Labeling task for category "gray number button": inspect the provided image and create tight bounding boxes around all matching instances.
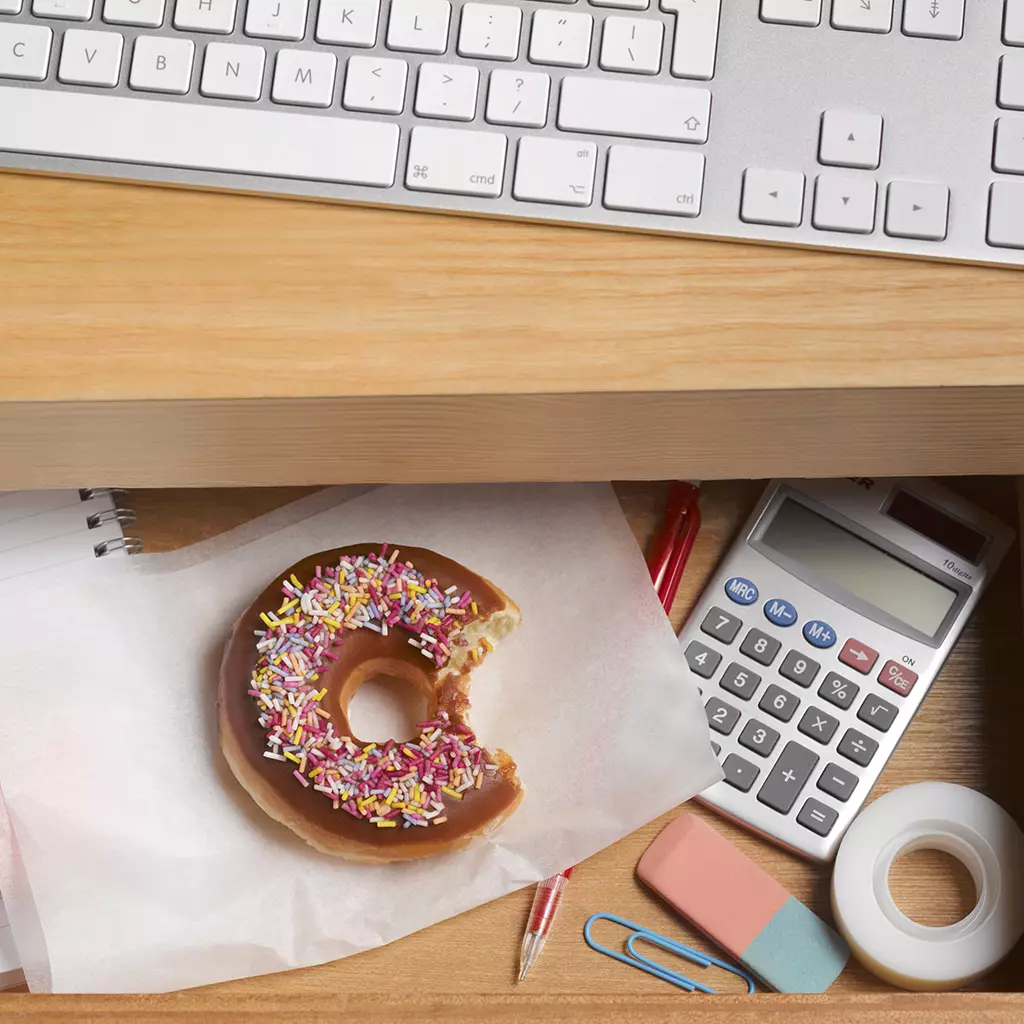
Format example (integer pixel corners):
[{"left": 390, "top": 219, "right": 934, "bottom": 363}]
[
  {"left": 758, "top": 683, "right": 800, "bottom": 722},
  {"left": 797, "top": 798, "right": 839, "bottom": 837},
  {"left": 705, "top": 696, "right": 741, "bottom": 735},
  {"left": 720, "top": 662, "right": 762, "bottom": 701},
  {"left": 684, "top": 639, "right": 722, "bottom": 679},
  {"left": 739, "top": 718, "right": 780, "bottom": 757},
  {"left": 818, "top": 671, "right": 859, "bottom": 710},
  {"left": 857, "top": 693, "right": 899, "bottom": 732},
  {"left": 757, "top": 740, "right": 819, "bottom": 814},
  {"left": 780, "top": 649, "right": 820, "bottom": 688},
  {"left": 838, "top": 727, "right": 879, "bottom": 767},
  {"left": 740, "top": 627, "right": 781, "bottom": 665},
  {"left": 701, "top": 606, "right": 743, "bottom": 644},
  {"left": 723, "top": 753, "right": 760, "bottom": 793},
  {"left": 711, "top": 741, "right": 721, "bottom": 756},
  {"left": 817, "top": 762, "right": 858, "bottom": 802},
  {"left": 797, "top": 705, "right": 840, "bottom": 744}
]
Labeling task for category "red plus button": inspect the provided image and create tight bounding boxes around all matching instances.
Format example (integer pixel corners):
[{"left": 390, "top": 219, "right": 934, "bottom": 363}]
[
  {"left": 878, "top": 660, "right": 918, "bottom": 697},
  {"left": 839, "top": 638, "right": 879, "bottom": 674}
]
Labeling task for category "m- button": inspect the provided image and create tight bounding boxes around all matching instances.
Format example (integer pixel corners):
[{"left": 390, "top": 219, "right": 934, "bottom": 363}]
[{"left": 839, "top": 637, "right": 878, "bottom": 674}]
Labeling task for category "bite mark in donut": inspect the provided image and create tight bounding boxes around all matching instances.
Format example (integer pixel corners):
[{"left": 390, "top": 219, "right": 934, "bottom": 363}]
[{"left": 218, "top": 543, "right": 523, "bottom": 861}]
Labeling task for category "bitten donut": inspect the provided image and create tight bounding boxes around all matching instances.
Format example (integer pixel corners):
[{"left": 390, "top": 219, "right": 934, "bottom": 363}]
[{"left": 218, "top": 543, "right": 523, "bottom": 862}]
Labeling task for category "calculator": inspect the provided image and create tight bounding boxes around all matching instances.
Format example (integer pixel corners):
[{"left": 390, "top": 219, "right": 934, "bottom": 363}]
[{"left": 681, "top": 478, "right": 1013, "bottom": 861}]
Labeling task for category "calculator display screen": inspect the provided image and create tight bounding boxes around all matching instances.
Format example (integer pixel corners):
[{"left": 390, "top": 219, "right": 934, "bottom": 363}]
[{"left": 761, "top": 499, "right": 958, "bottom": 637}]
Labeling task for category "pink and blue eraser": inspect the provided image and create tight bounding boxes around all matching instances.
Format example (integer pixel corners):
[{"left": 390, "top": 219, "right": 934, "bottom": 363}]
[{"left": 637, "top": 814, "right": 849, "bottom": 993}]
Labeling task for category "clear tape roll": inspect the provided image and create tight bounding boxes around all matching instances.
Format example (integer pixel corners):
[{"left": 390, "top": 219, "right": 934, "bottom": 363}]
[{"left": 831, "top": 782, "right": 1024, "bottom": 991}]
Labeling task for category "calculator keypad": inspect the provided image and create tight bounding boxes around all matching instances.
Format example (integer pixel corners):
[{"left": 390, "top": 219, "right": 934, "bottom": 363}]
[
  {"left": 739, "top": 719, "right": 780, "bottom": 757},
  {"left": 758, "top": 683, "right": 800, "bottom": 722},
  {"left": 684, "top": 566, "right": 939, "bottom": 860},
  {"left": 740, "top": 628, "right": 781, "bottom": 665},
  {"left": 837, "top": 727, "right": 879, "bottom": 767},
  {"left": 779, "top": 649, "right": 820, "bottom": 687},
  {"left": 720, "top": 662, "right": 761, "bottom": 700},
  {"left": 797, "top": 705, "right": 840, "bottom": 744}
]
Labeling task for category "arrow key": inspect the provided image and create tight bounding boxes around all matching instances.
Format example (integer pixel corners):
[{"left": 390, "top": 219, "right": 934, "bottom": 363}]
[
  {"left": 885, "top": 180, "right": 949, "bottom": 241},
  {"left": 813, "top": 172, "right": 877, "bottom": 234},
  {"left": 740, "top": 167, "right": 805, "bottom": 227},
  {"left": 838, "top": 636, "right": 878, "bottom": 674},
  {"left": 819, "top": 110, "right": 883, "bottom": 169}
]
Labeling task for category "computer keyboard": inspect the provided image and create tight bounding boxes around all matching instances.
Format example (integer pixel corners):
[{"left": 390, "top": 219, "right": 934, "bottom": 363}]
[{"left": 0, "top": 0, "right": 1022, "bottom": 266}]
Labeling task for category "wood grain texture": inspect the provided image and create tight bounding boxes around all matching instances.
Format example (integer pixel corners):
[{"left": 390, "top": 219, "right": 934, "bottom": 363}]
[
  {"left": 10, "top": 387, "right": 1024, "bottom": 488},
  {"left": 3, "top": 173, "right": 1024, "bottom": 486},
  {"left": 1, "top": 479, "right": 1013, "bottom": 1018}
]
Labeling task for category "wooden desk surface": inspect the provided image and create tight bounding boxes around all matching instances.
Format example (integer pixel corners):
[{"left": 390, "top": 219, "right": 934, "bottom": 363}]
[
  {"left": 4, "top": 479, "right": 1019, "bottom": 1021},
  {"left": 2, "top": 174, "right": 1024, "bottom": 487}
]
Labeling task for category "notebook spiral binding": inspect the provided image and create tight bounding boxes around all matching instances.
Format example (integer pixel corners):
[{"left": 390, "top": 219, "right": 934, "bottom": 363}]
[{"left": 79, "top": 488, "right": 144, "bottom": 557}]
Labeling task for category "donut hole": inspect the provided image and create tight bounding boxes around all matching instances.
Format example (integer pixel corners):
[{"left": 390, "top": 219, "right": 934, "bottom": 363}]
[
  {"left": 887, "top": 847, "right": 978, "bottom": 927},
  {"left": 343, "top": 662, "right": 432, "bottom": 743}
]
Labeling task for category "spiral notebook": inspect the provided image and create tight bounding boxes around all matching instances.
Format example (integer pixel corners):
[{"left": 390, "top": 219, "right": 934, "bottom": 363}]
[{"left": 0, "top": 486, "right": 144, "bottom": 986}]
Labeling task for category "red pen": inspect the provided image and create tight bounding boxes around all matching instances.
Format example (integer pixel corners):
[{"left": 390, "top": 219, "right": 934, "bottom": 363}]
[{"left": 517, "top": 484, "right": 701, "bottom": 982}]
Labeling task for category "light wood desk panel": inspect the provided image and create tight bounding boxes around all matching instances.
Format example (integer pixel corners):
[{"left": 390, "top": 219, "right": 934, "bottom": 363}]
[
  {"left": 1, "top": 480, "right": 1016, "bottom": 1021},
  {"left": 1, "top": 174, "right": 1023, "bottom": 486}
]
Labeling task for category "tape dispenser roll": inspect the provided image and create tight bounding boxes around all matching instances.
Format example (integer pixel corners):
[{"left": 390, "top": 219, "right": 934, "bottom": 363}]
[{"left": 832, "top": 782, "right": 1024, "bottom": 991}]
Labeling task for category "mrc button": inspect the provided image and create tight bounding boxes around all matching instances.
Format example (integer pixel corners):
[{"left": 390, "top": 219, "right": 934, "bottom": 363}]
[
  {"left": 802, "top": 620, "right": 836, "bottom": 649},
  {"left": 878, "top": 659, "right": 918, "bottom": 697},
  {"left": 724, "top": 577, "right": 759, "bottom": 605},
  {"left": 764, "top": 598, "right": 797, "bottom": 627}
]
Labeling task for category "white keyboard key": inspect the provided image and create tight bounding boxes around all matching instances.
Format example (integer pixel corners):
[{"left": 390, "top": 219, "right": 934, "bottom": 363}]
[
  {"left": 1008, "top": 0, "right": 1024, "bottom": 46},
  {"left": 661, "top": 0, "right": 719, "bottom": 80},
  {"left": 103, "top": 0, "right": 165, "bottom": 27},
  {"left": 415, "top": 61, "right": 478, "bottom": 119},
  {"left": 1000, "top": 53, "right": 1024, "bottom": 111},
  {"left": 903, "top": 0, "right": 963, "bottom": 39},
  {"left": 819, "top": 110, "right": 883, "bottom": 169},
  {"left": 245, "top": 0, "right": 308, "bottom": 39},
  {"left": 760, "top": 0, "right": 821, "bottom": 27},
  {"left": 813, "top": 173, "right": 877, "bottom": 233},
  {"left": 174, "top": 0, "right": 237, "bottom": 32},
  {"left": 129, "top": 35, "right": 194, "bottom": 92},
  {"left": 604, "top": 144, "right": 704, "bottom": 215},
  {"left": 201, "top": 41, "right": 265, "bottom": 99},
  {"left": 741, "top": 167, "right": 805, "bottom": 226},
  {"left": 884, "top": 181, "right": 949, "bottom": 241},
  {"left": 988, "top": 182, "right": 1024, "bottom": 249},
  {"left": 405, "top": 125, "right": 507, "bottom": 196},
  {"left": 33, "top": 0, "right": 91, "bottom": 17},
  {"left": 994, "top": 116, "right": 1024, "bottom": 174},
  {"left": 0, "top": 24, "right": 51, "bottom": 80},
  {"left": 272, "top": 47, "right": 335, "bottom": 105},
  {"left": 831, "top": 0, "right": 892, "bottom": 32},
  {"left": 58, "top": 28, "right": 123, "bottom": 86},
  {"left": 485, "top": 68, "right": 549, "bottom": 126},
  {"left": 458, "top": 2, "right": 521, "bottom": 60},
  {"left": 559, "top": 76, "right": 710, "bottom": 143},
  {"left": 0, "top": 85, "right": 399, "bottom": 185},
  {"left": 591, "top": 0, "right": 648, "bottom": 8},
  {"left": 343, "top": 54, "right": 407, "bottom": 113},
  {"left": 386, "top": 0, "right": 450, "bottom": 53},
  {"left": 0, "top": 0, "right": 22, "bottom": 12},
  {"left": 513, "top": 136, "right": 596, "bottom": 205},
  {"left": 599, "top": 16, "right": 662, "bottom": 74},
  {"left": 529, "top": 9, "right": 593, "bottom": 67},
  {"left": 316, "top": 0, "right": 379, "bottom": 45}
]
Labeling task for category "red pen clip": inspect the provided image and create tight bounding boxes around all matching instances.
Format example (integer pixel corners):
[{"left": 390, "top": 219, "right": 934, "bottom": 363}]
[{"left": 647, "top": 482, "right": 701, "bottom": 613}]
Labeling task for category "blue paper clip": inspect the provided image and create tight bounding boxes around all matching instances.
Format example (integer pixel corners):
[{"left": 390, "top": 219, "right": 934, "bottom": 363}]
[{"left": 583, "top": 913, "right": 756, "bottom": 994}]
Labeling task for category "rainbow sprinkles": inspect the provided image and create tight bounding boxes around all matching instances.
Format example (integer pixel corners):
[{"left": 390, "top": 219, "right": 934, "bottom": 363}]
[{"left": 248, "top": 545, "right": 498, "bottom": 829}]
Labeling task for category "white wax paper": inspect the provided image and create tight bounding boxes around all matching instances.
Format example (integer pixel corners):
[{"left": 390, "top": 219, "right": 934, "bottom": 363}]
[{"left": 0, "top": 483, "right": 721, "bottom": 992}]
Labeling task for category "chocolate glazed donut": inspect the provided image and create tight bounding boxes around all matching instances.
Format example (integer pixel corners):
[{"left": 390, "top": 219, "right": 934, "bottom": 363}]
[{"left": 218, "top": 544, "right": 523, "bottom": 862}]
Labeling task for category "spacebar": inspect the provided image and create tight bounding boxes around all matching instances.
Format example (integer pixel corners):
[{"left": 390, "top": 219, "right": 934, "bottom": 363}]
[{"left": 0, "top": 87, "right": 400, "bottom": 187}]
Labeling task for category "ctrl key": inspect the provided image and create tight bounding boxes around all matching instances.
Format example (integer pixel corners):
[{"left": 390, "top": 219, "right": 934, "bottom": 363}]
[
  {"left": 604, "top": 145, "right": 706, "bottom": 217},
  {"left": 406, "top": 126, "right": 508, "bottom": 198},
  {"left": 988, "top": 182, "right": 1024, "bottom": 250}
]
